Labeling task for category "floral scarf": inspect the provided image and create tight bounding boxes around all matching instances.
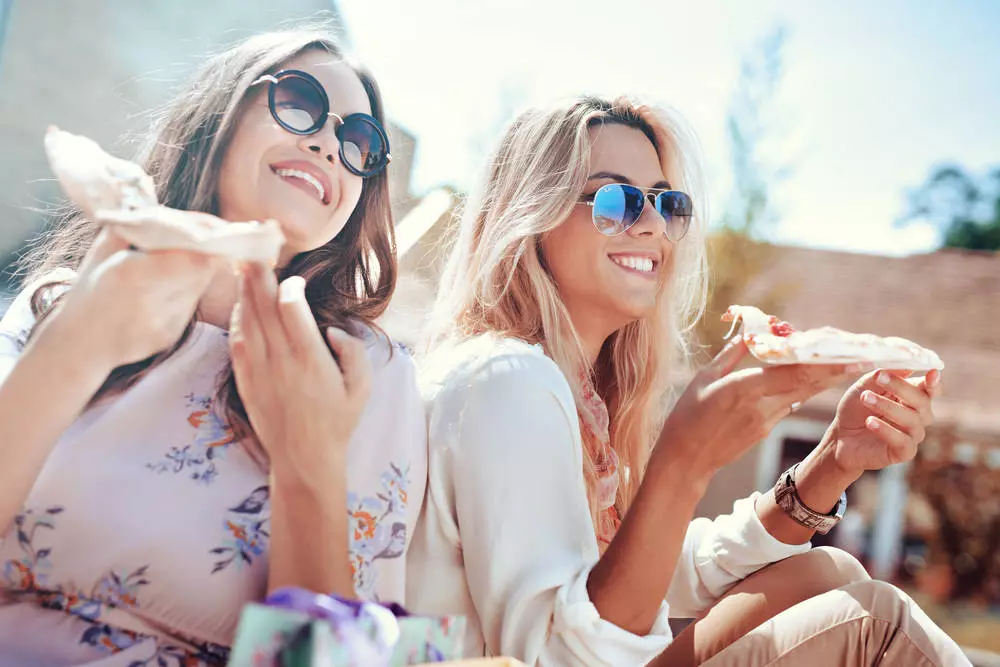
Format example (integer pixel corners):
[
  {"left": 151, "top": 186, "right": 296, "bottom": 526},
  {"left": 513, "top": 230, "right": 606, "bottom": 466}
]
[{"left": 579, "top": 372, "right": 622, "bottom": 551}]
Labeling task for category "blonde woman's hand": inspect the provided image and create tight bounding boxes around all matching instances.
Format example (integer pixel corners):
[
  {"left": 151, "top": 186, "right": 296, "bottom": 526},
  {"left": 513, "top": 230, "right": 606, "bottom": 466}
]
[
  {"left": 229, "top": 263, "right": 372, "bottom": 488},
  {"left": 826, "top": 368, "right": 941, "bottom": 474},
  {"left": 52, "top": 229, "right": 218, "bottom": 372},
  {"left": 653, "top": 338, "right": 871, "bottom": 483}
]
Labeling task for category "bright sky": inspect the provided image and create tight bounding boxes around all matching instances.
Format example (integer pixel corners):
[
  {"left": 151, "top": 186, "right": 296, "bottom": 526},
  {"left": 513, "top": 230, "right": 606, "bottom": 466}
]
[{"left": 340, "top": 0, "right": 1000, "bottom": 256}]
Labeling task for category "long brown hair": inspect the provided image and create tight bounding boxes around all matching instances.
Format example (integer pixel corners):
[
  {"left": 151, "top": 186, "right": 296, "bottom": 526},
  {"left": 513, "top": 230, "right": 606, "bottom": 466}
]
[
  {"left": 431, "top": 96, "right": 708, "bottom": 523},
  {"left": 20, "top": 27, "right": 397, "bottom": 452}
]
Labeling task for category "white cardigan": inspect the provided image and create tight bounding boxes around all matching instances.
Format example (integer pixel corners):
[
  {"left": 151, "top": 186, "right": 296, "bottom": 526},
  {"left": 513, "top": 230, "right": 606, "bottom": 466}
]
[{"left": 406, "top": 335, "right": 811, "bottom": 666}]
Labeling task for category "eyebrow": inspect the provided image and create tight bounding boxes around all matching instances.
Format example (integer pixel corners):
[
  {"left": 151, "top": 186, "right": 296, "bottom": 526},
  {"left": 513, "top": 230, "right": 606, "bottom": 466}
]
[{"left": 586, "top": 171, "right": 672, "bottom": 190}]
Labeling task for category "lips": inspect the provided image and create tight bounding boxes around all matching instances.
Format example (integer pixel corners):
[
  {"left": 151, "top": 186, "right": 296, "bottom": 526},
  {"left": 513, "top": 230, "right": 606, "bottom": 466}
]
[{"left": 269, "top": 160, "right": 333, "bottom": 205}]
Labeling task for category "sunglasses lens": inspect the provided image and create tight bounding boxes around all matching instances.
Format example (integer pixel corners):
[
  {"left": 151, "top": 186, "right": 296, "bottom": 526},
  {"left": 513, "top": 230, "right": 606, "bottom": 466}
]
[
  {"left": 339, "top": 116, "right": 388, "bottom": 176},
  {"left": 656, "top": 191, "right": 694, "bottom": 241},
  {"left": 273, "top": 75, "right": 326, "bottom": 133},
  {"left": 592, "top": 184, "right": 643, "bottom": 235}
]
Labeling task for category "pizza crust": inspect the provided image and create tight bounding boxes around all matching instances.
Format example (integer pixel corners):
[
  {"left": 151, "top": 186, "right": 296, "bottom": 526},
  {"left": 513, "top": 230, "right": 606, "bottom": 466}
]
[
  {"left": 722, "top": 305, "right": 945, "bottom": 371},
  {"left": 44, "top": 127, "right": 285, "bottom": 263}
]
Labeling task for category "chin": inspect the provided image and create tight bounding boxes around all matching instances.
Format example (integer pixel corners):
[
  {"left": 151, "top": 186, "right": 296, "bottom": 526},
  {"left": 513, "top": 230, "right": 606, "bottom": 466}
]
[{"left": 617, "top": 298, "right": 658, "bottom": 324}]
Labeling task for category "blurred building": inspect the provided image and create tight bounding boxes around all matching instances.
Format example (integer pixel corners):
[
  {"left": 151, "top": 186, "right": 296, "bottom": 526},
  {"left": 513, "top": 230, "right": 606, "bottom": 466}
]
[{"left": 0, "top": 0, "right": 418, "bottom": 286}]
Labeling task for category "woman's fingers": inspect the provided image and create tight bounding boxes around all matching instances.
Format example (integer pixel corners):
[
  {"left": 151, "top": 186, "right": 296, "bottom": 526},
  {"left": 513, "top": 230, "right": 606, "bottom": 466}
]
[
  {"left": 867, "top": 371, "right": 934, "bottom": 427},
  {"left": 232, "top": 265, "right": 267, "bottom": 368},
  {"left": 276, "top": 276, "right": 330, "bottom": 360},
  {"left": 703, "top": 337, "right": 750, "bottom": 381},
  {"left": 325, "top": 327, "right": 372, "bottom": 400},
  {"left": 865, "top": 416, "right": 917, "bottom": 461},
  {"left": 861, "top": 390, "right": 925, "bottom": 441},
  {"left": 760, "top": 362, "right": 870, "bottom": 406},
  {"left": 243, "top": 262, "right": 286, "bottom": 356},
  {"left": 919, "top": 369, "right": 944, "bottom": 399}
]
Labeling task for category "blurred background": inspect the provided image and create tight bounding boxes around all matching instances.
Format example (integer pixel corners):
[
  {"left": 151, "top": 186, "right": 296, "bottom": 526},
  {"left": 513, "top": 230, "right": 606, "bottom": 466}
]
[{"left": 1, "top": 0, "right": 998, "bottom": 659}]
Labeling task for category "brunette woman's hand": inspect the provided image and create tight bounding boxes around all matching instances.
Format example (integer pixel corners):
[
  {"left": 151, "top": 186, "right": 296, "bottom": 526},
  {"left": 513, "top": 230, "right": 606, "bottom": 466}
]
[
  {"left": 229, "top": 263, "right": 372, "bottom": 489},
  {"left": 653, "top": 338, "right": 872, "bottom": 483},
  {"left": 52, "top": 229, "right": 218, "bottom": 373}
]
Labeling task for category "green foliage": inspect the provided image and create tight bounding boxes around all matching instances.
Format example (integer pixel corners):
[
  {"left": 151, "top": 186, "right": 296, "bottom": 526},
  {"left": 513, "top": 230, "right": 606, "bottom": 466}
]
[{"left": 901, "top": 165, "right": 1000, "bottom": 251}]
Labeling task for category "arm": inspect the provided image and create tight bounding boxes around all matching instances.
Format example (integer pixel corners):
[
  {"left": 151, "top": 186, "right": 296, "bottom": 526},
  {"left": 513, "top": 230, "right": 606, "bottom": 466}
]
[
  {"left": 592, "top": 340, "right": 859, "bottom": 625},
  {"left": 758, "top": 368, "right": 941, "bottom": 545},
  {"left": 231, "top": 266, "right": 377, "bottom": 598},
  {"left": 267, "top": 456, "right": 352, "bottom": 596},
  {"left": 586, "top": 439, "right": 710, "bottom": 634},
  {"left": 267, "top": 347, "right": 426, "bottom": 600},
  {"left": 448, "top": 353, "right": 672, "bottom": 667},
  {"left": 0, "top": 231, "right": 218, "bottom": 536},
  {"left": 0, "top": 297, "right": 112, "bottom": 533}
]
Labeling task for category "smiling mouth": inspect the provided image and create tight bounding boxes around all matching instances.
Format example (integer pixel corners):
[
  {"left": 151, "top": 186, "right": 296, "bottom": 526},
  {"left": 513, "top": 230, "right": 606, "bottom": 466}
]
[
  {"left": 609, "top": 254, "right": 659, "bottom": 276},
  {"left": 272, "top": 167, "right": 329, "bottom": 205}
]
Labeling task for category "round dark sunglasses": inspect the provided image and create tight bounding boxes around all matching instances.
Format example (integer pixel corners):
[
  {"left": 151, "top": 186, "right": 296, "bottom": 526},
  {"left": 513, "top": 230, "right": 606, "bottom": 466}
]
[
  {"left": 581, "top": 183, "right": 693, "bottom": 242},
  {"left": 250, "top": 69, "right": 391, "bottom": 178}
]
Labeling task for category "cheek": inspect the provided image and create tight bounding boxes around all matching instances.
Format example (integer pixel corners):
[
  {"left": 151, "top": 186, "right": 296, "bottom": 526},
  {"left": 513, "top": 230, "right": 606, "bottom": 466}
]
[
  {"left": 217, "top": 123, "right": 269, "bottom": 217},
  {"left": 542, "top": 213, "right": 606, "bottom": 295}
]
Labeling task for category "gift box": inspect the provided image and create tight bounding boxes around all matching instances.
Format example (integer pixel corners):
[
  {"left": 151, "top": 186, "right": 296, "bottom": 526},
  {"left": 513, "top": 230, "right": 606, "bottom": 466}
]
[
  {"left": 227, "top": 588, "right": 466, "bottom": 667},
  {"left": 433, "top": 661, "right": 527, "bottom": 667}
]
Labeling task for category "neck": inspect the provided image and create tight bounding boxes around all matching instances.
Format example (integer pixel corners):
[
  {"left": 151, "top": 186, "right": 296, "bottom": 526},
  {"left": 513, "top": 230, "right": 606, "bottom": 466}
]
[
  {"left": 198, "top": 264, "right": 240, "bottom": 329},
  {"left": 568, "top": 307, "right": 619, "bottom": 367}
]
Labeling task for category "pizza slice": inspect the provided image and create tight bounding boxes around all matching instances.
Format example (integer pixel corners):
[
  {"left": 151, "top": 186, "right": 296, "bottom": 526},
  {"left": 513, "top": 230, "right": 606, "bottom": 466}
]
[
  {"left": 44, "top": 127, "right": 285, "bottom": 263},
  {"left": 45, "top": 126, "right": 158, "bottom": 217},
  {"left": 722, "top": 305, "right": 944, "bottom": 371},
  {"left": 97, "top": 208, "right": 285, "bottom": 264}
]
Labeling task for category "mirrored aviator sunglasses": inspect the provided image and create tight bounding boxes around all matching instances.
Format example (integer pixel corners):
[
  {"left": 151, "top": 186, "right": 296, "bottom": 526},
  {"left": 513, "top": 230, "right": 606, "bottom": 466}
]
[
  {"left": 584, "top": 183, "right": 693, "bottom": 242},
  {"left": 250, "top": 69, "right": 391, "bottom": 178}
]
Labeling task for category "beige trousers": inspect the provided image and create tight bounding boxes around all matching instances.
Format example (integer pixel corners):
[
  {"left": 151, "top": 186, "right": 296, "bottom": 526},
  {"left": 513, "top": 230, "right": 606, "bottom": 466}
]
[{"left": 700, "top": 579, "right": 971, "bottom": 667}]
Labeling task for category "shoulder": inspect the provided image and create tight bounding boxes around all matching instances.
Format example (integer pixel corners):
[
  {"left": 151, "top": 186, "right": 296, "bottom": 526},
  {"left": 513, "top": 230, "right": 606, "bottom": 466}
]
[
  {"left": 0, "top": 268, "right": 77, "bottom": 346},
  {"left": 419, "top": 335, "right": 578, "bottom": 447},
  {"left": 353, "top": 322, "right": 419, "bottom": 399},
  {"left": 420, "top": 335, "right": 573, "bottom": 408}
]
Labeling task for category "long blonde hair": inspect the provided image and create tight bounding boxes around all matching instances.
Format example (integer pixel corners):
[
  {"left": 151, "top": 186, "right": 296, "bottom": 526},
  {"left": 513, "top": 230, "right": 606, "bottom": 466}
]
[{"left": 431, "top": 96, "right": 708, "bottom": 522}]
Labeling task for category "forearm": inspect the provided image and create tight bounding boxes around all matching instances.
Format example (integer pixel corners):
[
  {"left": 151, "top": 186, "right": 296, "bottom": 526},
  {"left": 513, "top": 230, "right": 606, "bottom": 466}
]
[
  {"left": 267, "top": 459, "right": 353, "bottom": 598},
  {"left": 0, "top": 318, "right": 110, "bottom": 530},
  {"left": 756, "top": 424, "right": 861, "bottom": 545},
  {"left": 588, "top": 450, "right": 710, "bottom": 635}
]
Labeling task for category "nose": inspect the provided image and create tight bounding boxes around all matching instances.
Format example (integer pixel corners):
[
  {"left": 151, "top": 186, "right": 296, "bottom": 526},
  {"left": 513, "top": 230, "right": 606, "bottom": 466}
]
[
  {"left": 627, "top": 194, "right": 666, "bottom": 237},
  {"left": 298, "top": 119, "right": 341, "bottom": 165}
]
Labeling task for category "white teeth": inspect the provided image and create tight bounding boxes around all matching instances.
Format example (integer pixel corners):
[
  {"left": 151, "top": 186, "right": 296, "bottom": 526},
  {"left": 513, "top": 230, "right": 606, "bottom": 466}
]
[
  {"left": 611, "top": 256, "right": 655, "bottom": 273},
  {"left": 274, "top": 168, "right": 325, "bottom": 202}
]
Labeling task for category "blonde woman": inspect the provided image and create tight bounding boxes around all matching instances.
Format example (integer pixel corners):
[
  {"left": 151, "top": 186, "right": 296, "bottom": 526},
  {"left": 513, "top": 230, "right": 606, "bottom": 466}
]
[{"left": 407, "top": 97, "right": 968, "bottom": 666}]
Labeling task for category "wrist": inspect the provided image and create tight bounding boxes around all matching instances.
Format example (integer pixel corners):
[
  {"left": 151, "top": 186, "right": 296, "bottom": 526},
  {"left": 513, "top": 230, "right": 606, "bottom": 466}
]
[
  {"left": 270, "top": 447, "right": 347, "bottom": 498},
  {"left": 29, "top": 310, "right": 114, "bottom": 388},
  {"left": 40, "top": 301, "right": 121, "bottom": 378},
  {"left": 645, "top": 444, "right": 713, "bottom": 503},
  {"left": 795, "top": 432, "right": 862, "bottom": 515}
]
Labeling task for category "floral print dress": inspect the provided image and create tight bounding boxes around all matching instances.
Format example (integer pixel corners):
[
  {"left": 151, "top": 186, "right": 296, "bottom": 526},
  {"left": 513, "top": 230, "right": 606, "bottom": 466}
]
[{"left": 0, "top": 281, "right": 427, "bottom": 667}]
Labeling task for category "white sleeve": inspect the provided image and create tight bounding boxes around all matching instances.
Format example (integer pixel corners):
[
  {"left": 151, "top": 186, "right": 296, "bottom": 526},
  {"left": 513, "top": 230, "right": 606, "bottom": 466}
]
[
  {"left": 665, "top": 493, "right": 812, "bottom": 618},
  {"left": 348, "top": 341, "right": 427, "bottom": 604},
  {"left": 0, "top": 286, "right": 39, "bottom": 382},
  {"left": 0, "top": 270, "right": 75, "bottom": 383},
  {"left": 449, "top": 352, "right": 671, "bottom": 667}
]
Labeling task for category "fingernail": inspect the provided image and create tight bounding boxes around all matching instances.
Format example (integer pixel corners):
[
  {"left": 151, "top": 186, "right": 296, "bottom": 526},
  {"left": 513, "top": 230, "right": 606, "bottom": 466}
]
[
  {"left": 863, "top": 391, "right": 878, "bottom": 406},
  {"left": 279, "top": 276, "right": 306, "bottom": 303},
  {"left": 930, "top": 371, "right": 942, "bottom": 387},
  {"left": 866, "top": 416, "right": 879, "bottom": 431},
  {"left": 847, "top": 362, "right": 875, "bottom": 374},
  {"left": 877, "top": 372, "right": 891, "bottom": 386}
]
